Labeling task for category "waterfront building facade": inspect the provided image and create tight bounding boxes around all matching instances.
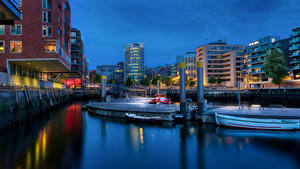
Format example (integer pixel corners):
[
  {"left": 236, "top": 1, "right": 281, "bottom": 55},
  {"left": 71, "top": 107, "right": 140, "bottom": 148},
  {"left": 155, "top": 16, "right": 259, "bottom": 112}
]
[
  {"left": 289, "top": 27, "right": 300, "bottom": 79},
  {"left": 71, "top": 28, "right": 87, "bottom": 87},
  {"left": 196, "top": 41, "right": 244, "bottom": 87},
  {"left": 244, "top": 36, "right": 289, "bottom": 88},
  {"left": 176, "top": 52, "right": 197, "bottom": 79},
  {"left": 96, "top": 64, "right": 123, "bottom": 82},
  {"left": 89, "top": 70, "right": 96, "bottom": 84},
  {"left": 0, "top": 0, "right": 71, "bottom": 87},
  {"left": 124, "top": 43, "right": 145, "bottom": 83},
  {"left": 170, "top": 64, "right": 177, "bottom": 78}
]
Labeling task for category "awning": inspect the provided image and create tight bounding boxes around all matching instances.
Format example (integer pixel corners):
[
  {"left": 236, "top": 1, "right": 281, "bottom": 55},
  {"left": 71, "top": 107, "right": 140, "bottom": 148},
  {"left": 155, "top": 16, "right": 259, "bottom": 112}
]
[
  {"left": 8, "top": 58, "right": 71, "bottom": 72},
  {"left": 0, "top": 0, "right": 21, "bottom": 23}
]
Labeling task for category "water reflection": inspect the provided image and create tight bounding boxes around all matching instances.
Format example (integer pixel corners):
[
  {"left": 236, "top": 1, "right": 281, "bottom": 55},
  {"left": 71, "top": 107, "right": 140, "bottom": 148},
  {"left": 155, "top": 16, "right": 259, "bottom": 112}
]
[
  {"left": 0, "top": 103, "right": 300, "bottom": 169},
  {"left": 0, "top": 103, "right": 84, "bottom": 169}
]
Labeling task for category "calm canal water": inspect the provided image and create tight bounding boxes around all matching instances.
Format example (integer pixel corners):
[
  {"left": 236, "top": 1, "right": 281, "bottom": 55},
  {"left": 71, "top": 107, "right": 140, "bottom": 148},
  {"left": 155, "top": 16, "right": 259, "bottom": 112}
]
[{"left": 1, "top": 102, "right": 300, "bottom": 169}]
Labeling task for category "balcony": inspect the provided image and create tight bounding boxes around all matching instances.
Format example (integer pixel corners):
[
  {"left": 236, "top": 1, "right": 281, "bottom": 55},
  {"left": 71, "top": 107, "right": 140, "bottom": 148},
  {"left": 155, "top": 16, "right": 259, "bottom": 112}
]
[
  {"left": 249, "top": 64, "right": 261, "bottom": 69},
  {"left": 248, "top": 53, "right": 266, "bottom": 59},
  {"left": 289, "top": 38, "right": 300, "bottom": 44},
  {"left": 248, "top": 59, "right": 265, "bottom": 64},
  {"left": 289, "top": 44, "right": 300, "bottom": 51},
  {"left": 71, "top": 47, "right": 81, "bottom": 52},
  {"left": 291, "top": 65, "right": 300, "bottom": 70},
  {"left": 249, "top": 70, "right": 264, "bottom": 74},
  {"left": 289, "top": 51, "right": 300, "bottom": 58},
  {"left": 289, "top": 59, "right": 300, "bottom": 64},
  {"left": 0, "top": 0, "right": 21, "bottom": 23},
  {"left": 291, "top": 32, "right": 300, "bottom": 37}
]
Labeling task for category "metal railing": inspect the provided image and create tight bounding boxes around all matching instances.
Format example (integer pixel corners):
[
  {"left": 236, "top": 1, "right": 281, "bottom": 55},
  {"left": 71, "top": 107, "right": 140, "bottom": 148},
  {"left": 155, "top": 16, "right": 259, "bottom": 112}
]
[{"left": 89, "top": 101, "right": 179, "bottom": 113}]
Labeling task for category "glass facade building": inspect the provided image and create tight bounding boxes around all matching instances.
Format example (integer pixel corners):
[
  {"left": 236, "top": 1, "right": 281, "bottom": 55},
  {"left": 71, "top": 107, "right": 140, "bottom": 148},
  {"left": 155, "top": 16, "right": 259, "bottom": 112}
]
[
  {"left": 244, "top": 36, "right": 289, "bottom": 88},
  {"left": 289, "top": 27, "right": 300, "bottom": 79},
  {"left": 124, "top": 43, "right": 145, "bottom": 83}
]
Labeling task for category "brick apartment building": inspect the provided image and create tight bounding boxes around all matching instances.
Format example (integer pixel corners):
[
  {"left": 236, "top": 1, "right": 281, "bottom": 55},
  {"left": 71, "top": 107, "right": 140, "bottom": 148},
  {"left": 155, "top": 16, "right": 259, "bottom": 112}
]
[{"left": 0, "top": 0, "right": 71, "bottom": 87}]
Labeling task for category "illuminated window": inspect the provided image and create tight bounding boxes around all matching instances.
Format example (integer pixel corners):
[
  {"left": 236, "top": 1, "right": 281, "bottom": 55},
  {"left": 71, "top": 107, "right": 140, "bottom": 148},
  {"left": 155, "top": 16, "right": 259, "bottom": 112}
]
[
  {"left": 10, "top": 41, "right": 22, "bottom": 53},
  {"left": 0, "top": 25, "right": 4, "bottom": 35},
  {"left": 0, "top": 41, "right": 4, "bottom": 53},
  {"left": 42, "top": 25, "right": 52, "bottom": 37},
  {"left": 10, "top": 25, "right": 22, "bottom": 35},
  {"left": 45, "top": 41, "right": 57, "bottom": 52}
]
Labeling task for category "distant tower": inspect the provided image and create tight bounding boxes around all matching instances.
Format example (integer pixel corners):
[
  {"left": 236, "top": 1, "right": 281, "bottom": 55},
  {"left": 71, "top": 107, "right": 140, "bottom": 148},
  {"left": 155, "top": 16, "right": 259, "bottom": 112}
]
[{"left": 124, "top": 43, "right": 145, "bottom": 83}]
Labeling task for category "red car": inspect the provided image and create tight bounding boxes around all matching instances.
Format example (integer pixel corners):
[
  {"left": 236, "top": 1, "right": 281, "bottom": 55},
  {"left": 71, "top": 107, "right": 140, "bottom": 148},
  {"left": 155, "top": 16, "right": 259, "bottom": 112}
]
[{"left": 149, "top": 94, "right": 171, "bottom": 104}]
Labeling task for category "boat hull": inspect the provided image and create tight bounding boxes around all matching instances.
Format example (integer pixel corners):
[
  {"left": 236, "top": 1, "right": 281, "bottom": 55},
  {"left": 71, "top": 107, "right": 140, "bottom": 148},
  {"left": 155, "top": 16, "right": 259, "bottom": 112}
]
[{"left": 215, "top": 113, "right": 300, "bottom": 130}]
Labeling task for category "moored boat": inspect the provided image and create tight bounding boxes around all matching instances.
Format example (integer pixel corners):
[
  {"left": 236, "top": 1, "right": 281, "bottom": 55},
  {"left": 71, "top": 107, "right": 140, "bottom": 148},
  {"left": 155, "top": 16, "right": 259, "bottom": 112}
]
[{"left": 215, "top": 113, "right": 300, "bottom": 130}]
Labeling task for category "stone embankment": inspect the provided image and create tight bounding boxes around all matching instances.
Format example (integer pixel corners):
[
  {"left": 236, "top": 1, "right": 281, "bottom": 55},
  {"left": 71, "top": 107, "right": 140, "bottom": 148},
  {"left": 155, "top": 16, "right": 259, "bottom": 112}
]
[{"left": 0, "top": 86, "right": 71, "bottom": 132}]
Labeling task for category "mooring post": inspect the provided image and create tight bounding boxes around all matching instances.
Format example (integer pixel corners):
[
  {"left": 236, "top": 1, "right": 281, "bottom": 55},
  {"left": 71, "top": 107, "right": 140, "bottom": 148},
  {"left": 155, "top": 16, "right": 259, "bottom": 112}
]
[
  {"left": 101, "top": 75, "right": 107, "bottom": 101},
  {"left": 197, "top": 61, "right": 206, "bottom": 119},
  {"left": 179, "top": 62, "right": 187, "bottom": 116},
  {"left": 237, "top": 82, "right": 241, "bottom": 110}
]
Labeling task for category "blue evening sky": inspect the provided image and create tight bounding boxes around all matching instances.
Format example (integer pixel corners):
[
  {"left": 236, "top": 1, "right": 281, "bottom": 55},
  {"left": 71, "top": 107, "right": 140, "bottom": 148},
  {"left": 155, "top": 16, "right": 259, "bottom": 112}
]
[{"left": 69, "top": 0, "right": 300, "bottom": 70}]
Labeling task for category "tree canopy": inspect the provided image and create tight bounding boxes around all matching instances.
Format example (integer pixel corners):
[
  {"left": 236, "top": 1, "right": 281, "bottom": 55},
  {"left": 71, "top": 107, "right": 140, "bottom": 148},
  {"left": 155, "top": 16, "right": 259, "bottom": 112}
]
[
  {"left": 141, "top": 77, "right": 151, "bottom": 87},
  {"left": 125, "top": 78, "right": 133, "bottom": 87},
  {"left": 93, "top": 74, "right": 101, "bottom": 84},
  {"left": 263, "top": 49, "right": 289, "bottom": 87},
  {"left": 216, "top": 77, "right": 222, "bottom": 84},
  {"left": 208, "top": 76, "right": 216, "bottom": 84}
]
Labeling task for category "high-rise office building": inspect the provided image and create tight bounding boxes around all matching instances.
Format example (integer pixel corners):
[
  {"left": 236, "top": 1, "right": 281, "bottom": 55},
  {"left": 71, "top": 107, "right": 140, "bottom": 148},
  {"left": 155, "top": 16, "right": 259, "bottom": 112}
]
[
  {"left": 196, "top": 40, "right": 244, "bottom": 87},
  {"left": 0, "top": 0, "right": 71, "bottom": 87},
  {"left": 124, "top": 43, "right": 145, "bottom": 83},
  {"left": 289, "top": 27, "right": 300, "bottom": 79},
  {"left": 244, "top": 36, "right": 289, "bottom": 88}
]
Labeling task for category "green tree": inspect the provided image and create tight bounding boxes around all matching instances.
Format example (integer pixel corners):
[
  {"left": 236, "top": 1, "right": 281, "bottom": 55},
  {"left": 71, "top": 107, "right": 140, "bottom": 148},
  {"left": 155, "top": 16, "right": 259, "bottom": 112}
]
[
  {"left": 93, "top": 74, "right": 101, "bottom": 84},
  {"left": 208, "top": 76, "right": 216, "bottom": 84},
  {"left": 163, "top": 77, "right": 172, "bottom": 86},
  {"left": 216, "top": 77, "right": 222, "bottom": 84},
  {"left": 188, "top": 78, "right": 196, "bottom": 87},
  {"left": 111, "top": 79, "right": 117, "bottom": 84},
  {"left": 141, "top": 77, "right": 151, "bottom": 87},
  {"left": 263, "top": 49, "right": 289, "bottom": 88},
  {"left": 125, "top": 78, "right": 133, "bottom": 87},
  {"left": 151, "top": 76, "right": 160, "bottom": 86}
]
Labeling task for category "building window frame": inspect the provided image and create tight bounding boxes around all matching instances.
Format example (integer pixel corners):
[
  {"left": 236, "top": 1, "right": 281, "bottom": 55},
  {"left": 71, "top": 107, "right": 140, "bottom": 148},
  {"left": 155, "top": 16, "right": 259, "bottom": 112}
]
[
  {"left": 10, "top": 41, "right": 22, "bottom": 53},
  {"left": 42, "top": 0, "right": 52, "bottom": 9},
  {"left": 42, "top": 25, "right": 53, "bottom": 37},
  {"left": 44, "top": 40, "right": 57, "bottom": 53},
  {"left": 0, "top": 41, "right": 4, "bottom": 53},
  {"left": 0, "top": 25, "right": 5, "bottom": 35},
  {"left": 10, "top": 24, "right": 22, "bottom": 35},
  {"left": 42, "top": 11, "right": 52, "bottom": 23}
]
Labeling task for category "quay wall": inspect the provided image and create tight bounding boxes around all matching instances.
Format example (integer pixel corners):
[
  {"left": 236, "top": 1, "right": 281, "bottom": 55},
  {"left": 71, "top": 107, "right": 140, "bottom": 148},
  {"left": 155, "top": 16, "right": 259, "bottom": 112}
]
[{"left": 0, "top": 87, "right": 72, "bottom": 132}]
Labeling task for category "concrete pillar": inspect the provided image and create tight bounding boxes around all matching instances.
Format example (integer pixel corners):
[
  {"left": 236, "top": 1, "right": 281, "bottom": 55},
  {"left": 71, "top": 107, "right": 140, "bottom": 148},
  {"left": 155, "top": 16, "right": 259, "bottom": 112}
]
[
  {"left": 197, "top": 61, "right": 207, "bottom": 119},
  {"left": 179, "top": 62, "right": 186, "bottom": 115},
  {"left": 237, "top": 82, "right": 241, "bottom": 110},
  {"left": 101, "top": 75, "right": 107, "bottom": 100}
]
